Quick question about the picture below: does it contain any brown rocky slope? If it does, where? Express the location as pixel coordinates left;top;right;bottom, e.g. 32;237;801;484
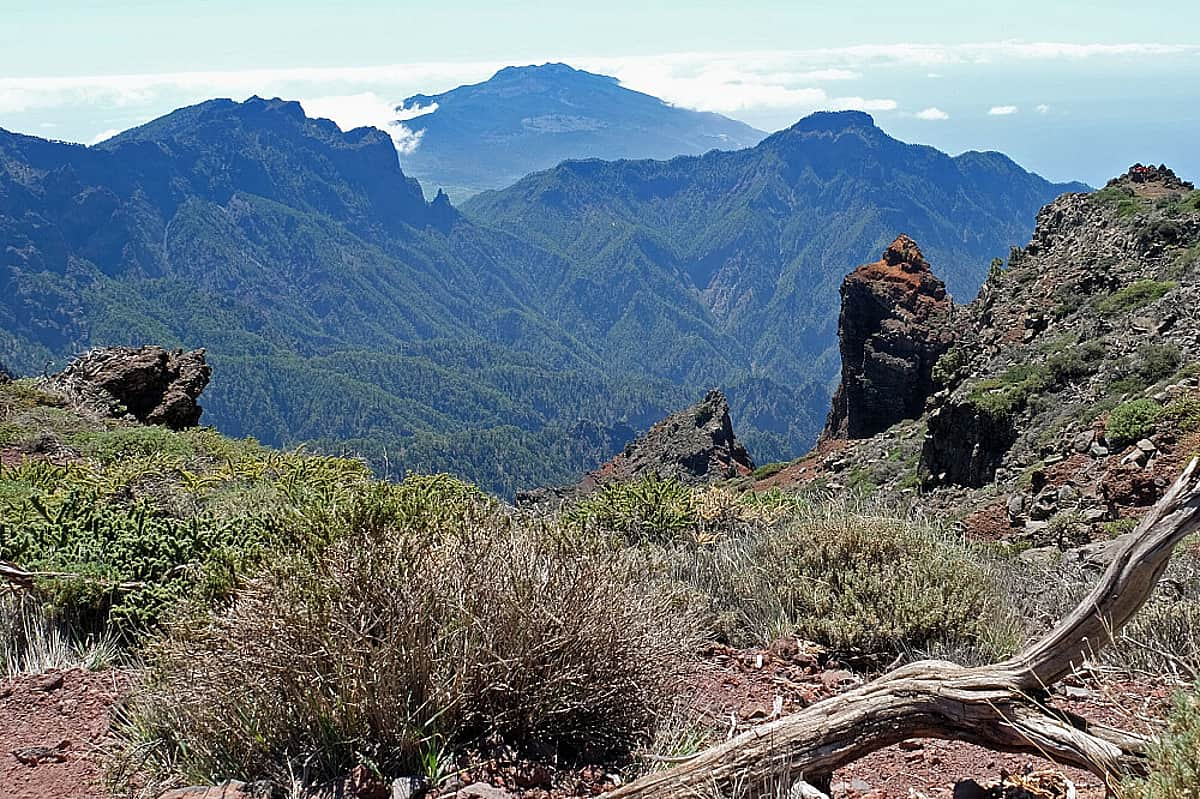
760;166;1200;555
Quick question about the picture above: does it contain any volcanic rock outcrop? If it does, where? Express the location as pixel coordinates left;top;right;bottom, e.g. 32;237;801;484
822;235;952;441
518;390;754;504
46;346;212;429
583;389;754;489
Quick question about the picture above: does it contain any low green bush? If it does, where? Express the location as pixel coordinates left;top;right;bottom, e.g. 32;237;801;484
1120;682;1200;798
1092;185;1143;218
751;461;787;480
1096;280;1176;316
563;475;699;543
121;504;697;787
1106;399;1163;448
71;426;196;463
1046;341;1104;383
932;347;970;387
666;501;1012;660
1162;395;1200;434
967;364;1053;418
1135;343;1182;384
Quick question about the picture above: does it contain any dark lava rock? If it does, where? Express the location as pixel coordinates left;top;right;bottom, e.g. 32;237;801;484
1107;163;1194;191
822;234;952;441
47;346;211;429
919;396;1017;489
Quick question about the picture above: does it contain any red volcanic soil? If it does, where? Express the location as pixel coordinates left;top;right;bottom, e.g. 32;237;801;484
1;667;130;799
0;655;1173;799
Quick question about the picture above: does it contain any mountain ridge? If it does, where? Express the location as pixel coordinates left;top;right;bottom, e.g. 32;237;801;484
2;96;1089;492
463;110;1089;461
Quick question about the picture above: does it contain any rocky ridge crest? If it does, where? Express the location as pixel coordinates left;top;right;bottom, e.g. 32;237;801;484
519;389;754;504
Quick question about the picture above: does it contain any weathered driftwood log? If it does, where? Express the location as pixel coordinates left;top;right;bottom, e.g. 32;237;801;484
610;458;1200;798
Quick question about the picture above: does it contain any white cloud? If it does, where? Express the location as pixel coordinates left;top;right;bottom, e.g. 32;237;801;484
1035;103;1051;113
575;53;894;115
916;107;949;120
88;128;120;145
829;96;897;112
988;105;1019;115
1;41;1193;140
300;92;434;154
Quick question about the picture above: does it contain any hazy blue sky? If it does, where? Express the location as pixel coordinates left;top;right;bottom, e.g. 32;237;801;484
2;1;1197;185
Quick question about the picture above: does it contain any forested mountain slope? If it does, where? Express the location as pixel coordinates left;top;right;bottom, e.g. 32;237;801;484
465;110;1088;402
0;97;689;494
0;99;1084;492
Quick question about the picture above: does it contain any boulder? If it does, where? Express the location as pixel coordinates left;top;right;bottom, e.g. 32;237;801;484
822;235;952;441
46;346;211;429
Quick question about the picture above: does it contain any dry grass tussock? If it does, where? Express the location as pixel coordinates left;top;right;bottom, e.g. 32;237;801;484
118;480;701;789
0;593;119;676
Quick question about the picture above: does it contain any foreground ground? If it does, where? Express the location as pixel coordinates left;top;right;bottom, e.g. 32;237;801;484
0;647;1173;799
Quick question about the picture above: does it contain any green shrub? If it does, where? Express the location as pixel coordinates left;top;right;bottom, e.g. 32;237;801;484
751;462;787;480
1046;341;1104;383
0;431;378;634
1106;399;1163;448
967;364;1053;418
932;347;970;387
1120;682;1200;799
668;501;1010;660
1093;185;1143;217
1135;343;1182;384
121;509;696;787
1161;394;1200;434
0;471;275;631
563;476;698;543
1096;280;1176;316
71;426;196;463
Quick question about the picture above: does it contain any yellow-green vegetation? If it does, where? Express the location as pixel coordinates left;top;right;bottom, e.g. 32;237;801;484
1162;394;1200;434
750;461;788;480
120;483;698;787
0;379;374;634
1093;185;1146;218
657;494;1015;660
1106;398;1164;448
561;475;786;545
1096;279;1177;316
932;346;970;387
1120;683;1200;799
1045;340;1105;382
968;363;1053;418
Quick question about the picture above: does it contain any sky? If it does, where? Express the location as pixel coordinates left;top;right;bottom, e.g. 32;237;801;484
2;1;1198;186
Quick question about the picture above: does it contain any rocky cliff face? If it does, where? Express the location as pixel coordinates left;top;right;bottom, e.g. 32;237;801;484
47;346;212;429
519;389;754;504
822;235;952;441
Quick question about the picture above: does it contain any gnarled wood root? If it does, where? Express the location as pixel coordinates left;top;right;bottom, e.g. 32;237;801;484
611;458;1200;799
